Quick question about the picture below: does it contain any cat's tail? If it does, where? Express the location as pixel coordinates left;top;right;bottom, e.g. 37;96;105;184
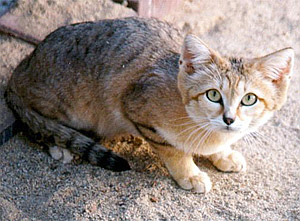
5;87;130;172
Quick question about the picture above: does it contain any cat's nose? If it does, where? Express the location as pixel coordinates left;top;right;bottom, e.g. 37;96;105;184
223;115;235;125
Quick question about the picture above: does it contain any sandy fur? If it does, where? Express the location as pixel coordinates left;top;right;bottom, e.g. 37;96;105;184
6;18;294;193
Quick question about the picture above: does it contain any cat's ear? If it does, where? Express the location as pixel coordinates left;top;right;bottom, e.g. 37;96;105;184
252;48;294;110
254;48;294;83
179;35;220;74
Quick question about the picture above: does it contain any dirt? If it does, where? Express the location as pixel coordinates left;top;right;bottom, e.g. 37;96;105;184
0;0;299;220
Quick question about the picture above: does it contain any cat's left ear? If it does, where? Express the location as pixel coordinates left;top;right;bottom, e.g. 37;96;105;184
254;47;294;83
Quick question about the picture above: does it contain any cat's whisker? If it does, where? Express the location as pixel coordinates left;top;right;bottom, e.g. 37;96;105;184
209;122;220;127
248;125;278;145
251;131;275;144
242;134;252;147
244;135;263;149
208;121;222;129
175;123;203;138
164;120;195;127
171;116;209;125
188;114;210;120
185;124;210;151
164;116;206;127
246;135;257;147
194;127;213;154
170;120;211;146
184;129;204;152
180;122;210;141
242;131;273;149
250;131;271;141
192;126;213;153
191;127;209;153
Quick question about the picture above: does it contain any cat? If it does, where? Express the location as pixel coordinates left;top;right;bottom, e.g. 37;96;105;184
5;17;294;193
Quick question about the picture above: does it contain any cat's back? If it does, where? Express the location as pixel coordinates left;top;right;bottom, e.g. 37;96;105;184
19;17;181;79
8;17;183;101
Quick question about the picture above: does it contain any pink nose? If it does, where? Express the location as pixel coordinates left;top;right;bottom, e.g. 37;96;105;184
223;115;235;125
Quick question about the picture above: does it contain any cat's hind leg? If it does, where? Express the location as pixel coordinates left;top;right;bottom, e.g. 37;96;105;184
208;146;246;172
49;146;74;164
48;146;63;160
5;88;130;171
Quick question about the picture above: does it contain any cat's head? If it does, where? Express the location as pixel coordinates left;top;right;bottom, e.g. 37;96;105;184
178;34;294;135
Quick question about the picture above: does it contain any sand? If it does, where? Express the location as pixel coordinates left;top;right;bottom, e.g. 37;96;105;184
0;0;299;220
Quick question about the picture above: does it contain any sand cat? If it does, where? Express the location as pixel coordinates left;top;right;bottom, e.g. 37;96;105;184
5;17;294;193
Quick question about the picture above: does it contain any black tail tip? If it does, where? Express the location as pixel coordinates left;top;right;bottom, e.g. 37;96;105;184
95;152;131;172
109;156;131;172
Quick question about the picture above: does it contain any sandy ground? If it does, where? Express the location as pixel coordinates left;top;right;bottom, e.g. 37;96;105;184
0;0;299;220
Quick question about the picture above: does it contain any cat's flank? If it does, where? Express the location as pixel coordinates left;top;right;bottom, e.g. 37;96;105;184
6;17;294;193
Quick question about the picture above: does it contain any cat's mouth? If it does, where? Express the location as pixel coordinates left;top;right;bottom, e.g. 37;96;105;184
221;126;240;133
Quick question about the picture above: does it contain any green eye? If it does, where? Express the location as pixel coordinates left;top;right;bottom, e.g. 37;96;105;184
241;93;257;106
206;89;222;103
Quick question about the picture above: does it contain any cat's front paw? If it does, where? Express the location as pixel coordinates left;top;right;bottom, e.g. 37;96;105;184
210;150;246;172
176;172;212;193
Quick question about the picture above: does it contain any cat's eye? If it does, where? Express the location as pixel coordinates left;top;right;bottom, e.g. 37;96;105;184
206;89;222;103
241;93;257;106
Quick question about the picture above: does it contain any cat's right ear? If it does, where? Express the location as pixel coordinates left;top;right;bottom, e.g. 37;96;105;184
250;47;294;110
253;48;294;82
179;35;218;75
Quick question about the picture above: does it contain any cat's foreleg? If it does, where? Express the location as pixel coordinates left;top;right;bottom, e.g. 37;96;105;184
207;146;246;172
152;143;212;193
